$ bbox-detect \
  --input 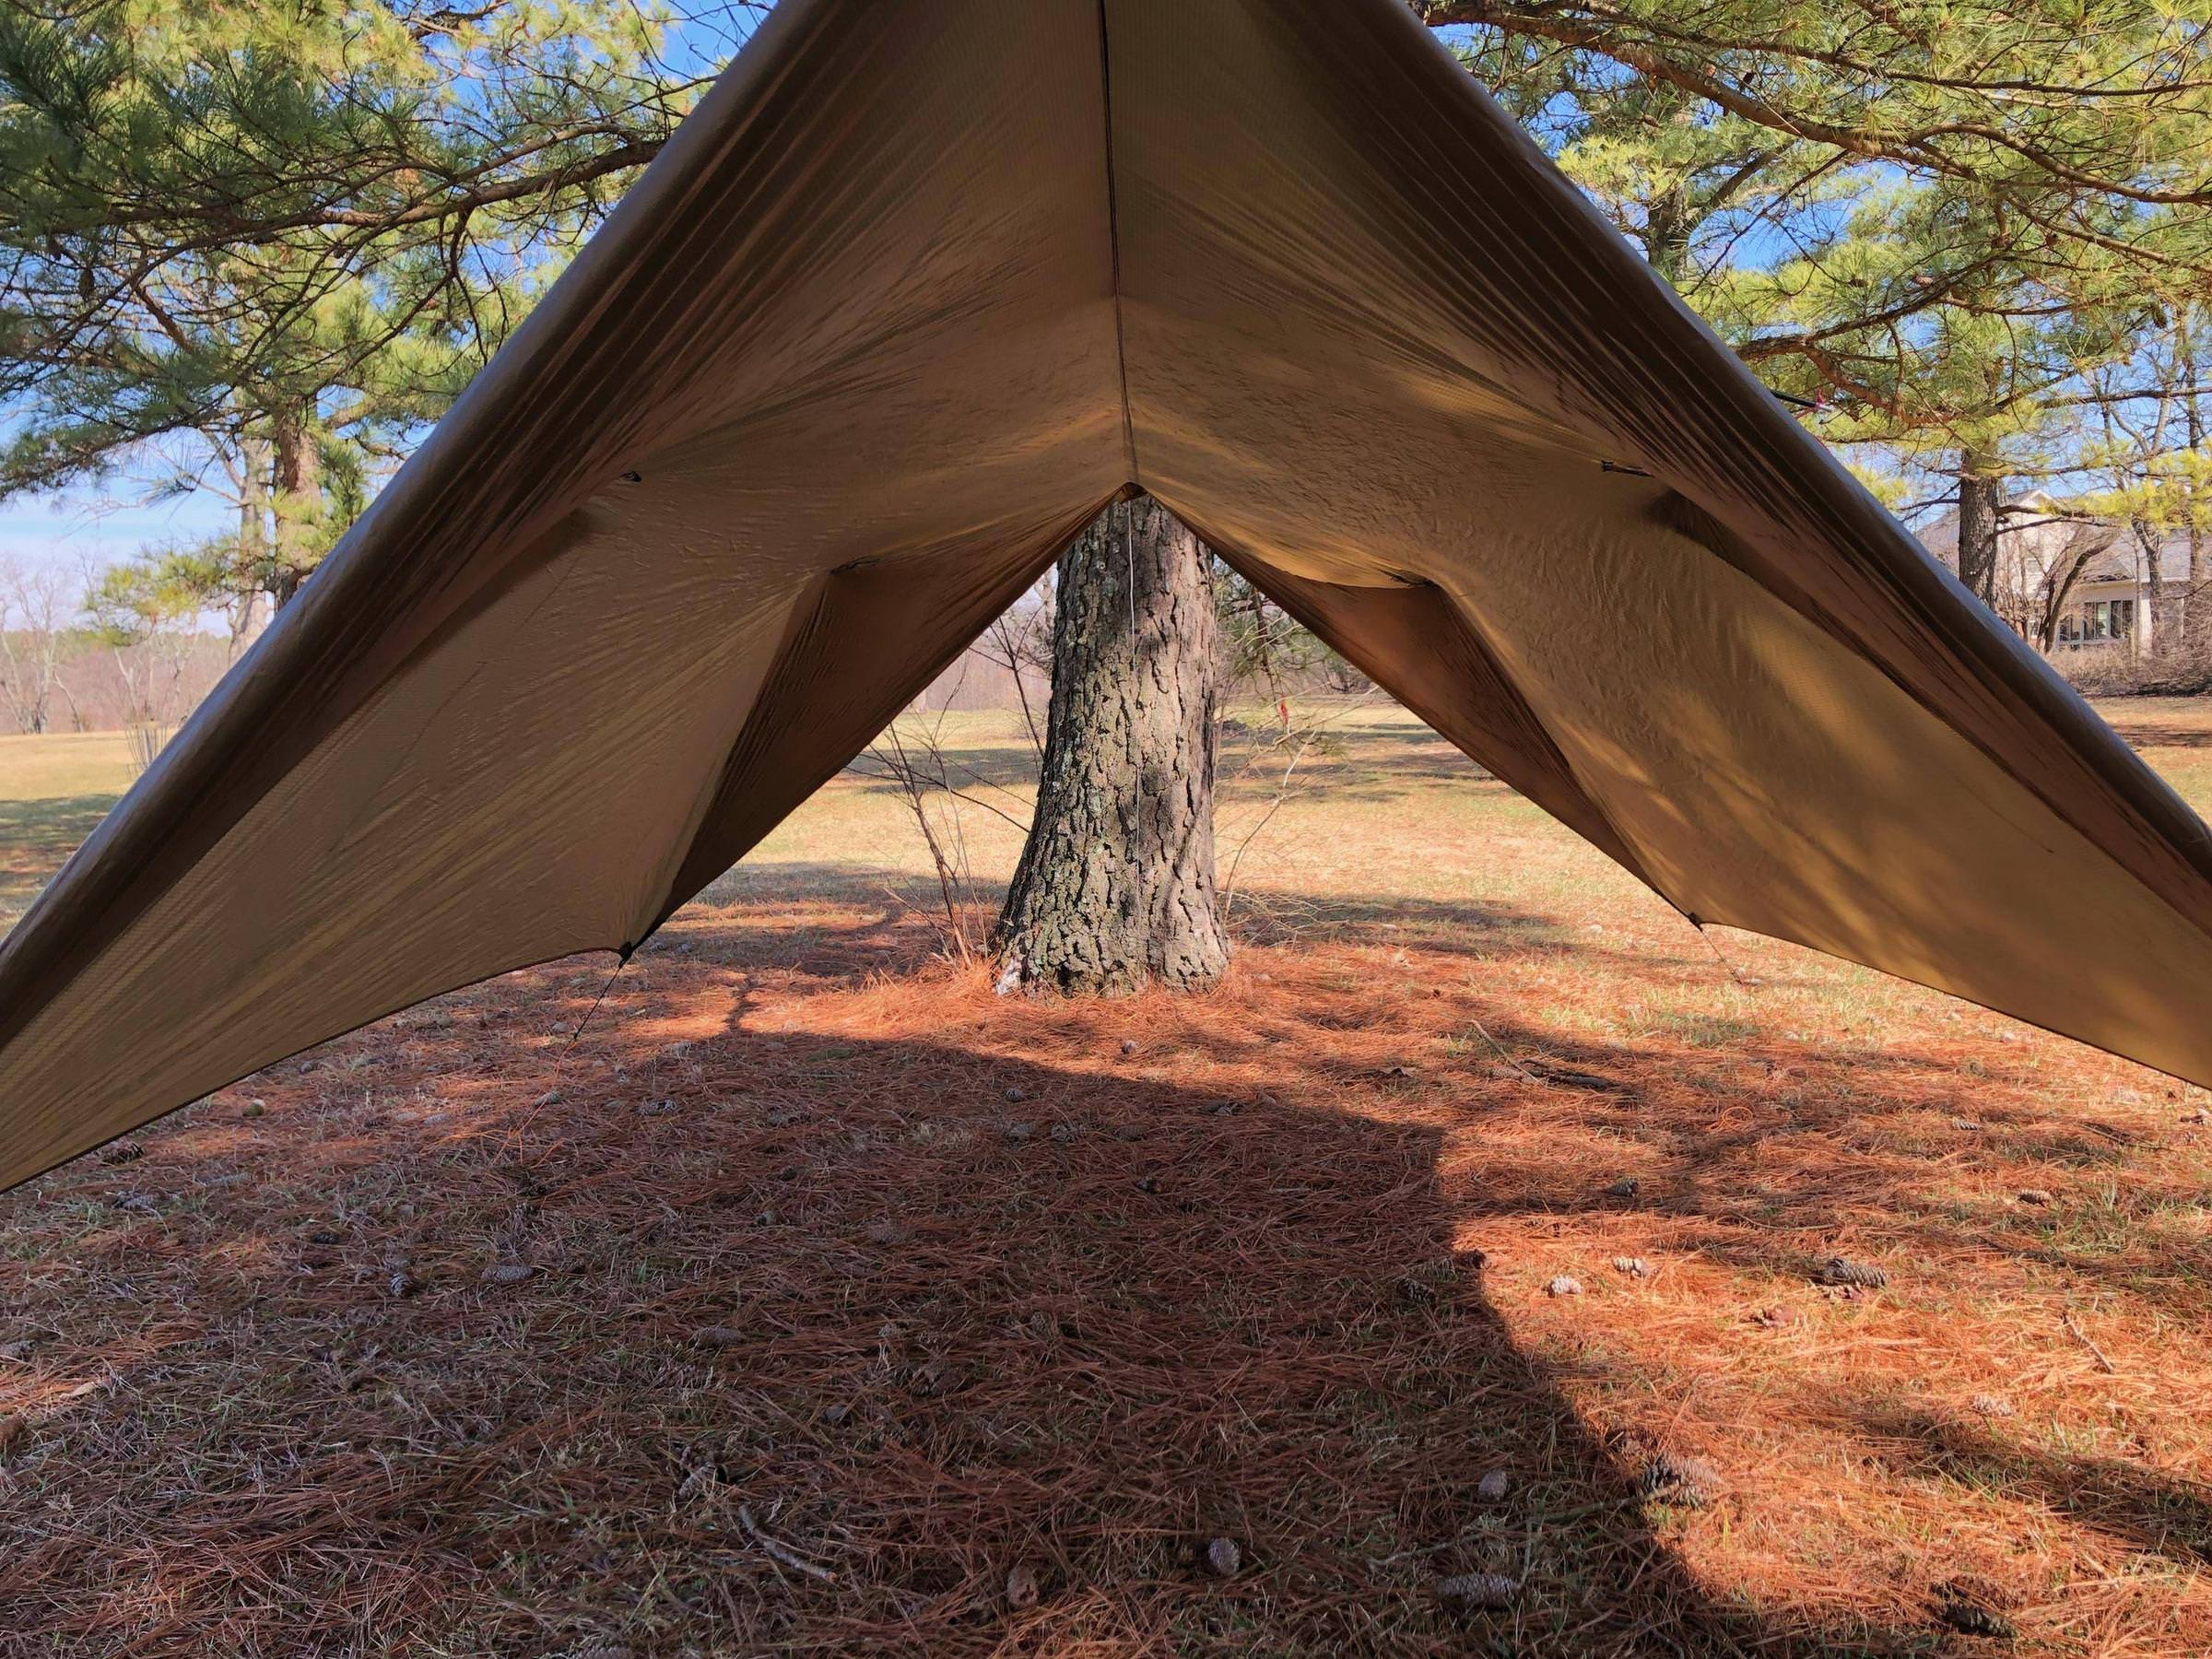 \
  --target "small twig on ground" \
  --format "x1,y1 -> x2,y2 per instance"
844,755 -> 1031,831
739,1504 -> 837,1583
872,715 -> 984,962
1466,1018 -> 1539,1082
2063,1308 -> 2118,1373
962,582 -> 1053,759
